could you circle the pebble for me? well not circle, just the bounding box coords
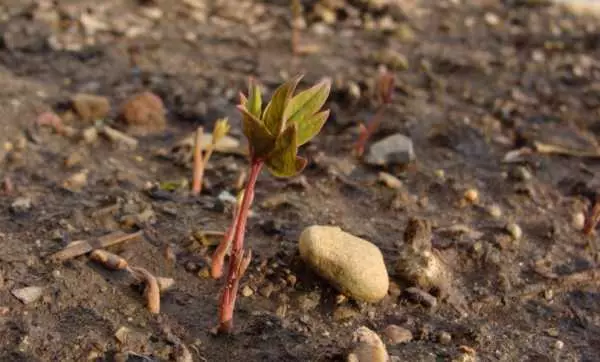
[299,225,389,302]
[365,134,415,166]
[383,325,413,345]
[505,223,522,241]
[347,326,389,362]
[259,282,274,298]
[463,188,479,204]
[487,204,502,218]
[71,93,110,122]
[378,172,403,189]
[242,285,254,297]
[437,331,452,345]
[572,211,585,230]
[119,91,167,135]
[11,286,43,304]
[10,197,32,213]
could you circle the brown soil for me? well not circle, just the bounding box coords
[1,0,600,361]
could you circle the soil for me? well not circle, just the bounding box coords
[1,0,600,361]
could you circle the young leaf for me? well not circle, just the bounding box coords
[262,75,303,135]
[247,80,262,119]
[265,124,301,177]
[212,118,230,144]
[237,105,276,158]
[296,110,329,146]
[283,78,331,126]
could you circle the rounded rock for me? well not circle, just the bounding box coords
[299,225,389,302]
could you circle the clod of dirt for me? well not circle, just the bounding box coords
[119,91,167,135]
[365,134,415,166]
[71,93,111,122]
[382,325,413,345]
[395,218,452,297]
[10,196,32,214]
[299,225,389,302]
[347,326,389,362]
[11,286,43,304]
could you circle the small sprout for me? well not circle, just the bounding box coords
[192,118,230,195]
[354,70,395,157]
[215,75,331,333]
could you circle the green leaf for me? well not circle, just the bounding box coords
[262,75,303,136]
[247,79,262,119]
[237,105,276,158]
[283,78,331,126]
[265,124,302,177]
[296,110,329,146]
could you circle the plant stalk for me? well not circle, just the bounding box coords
[354,105,385,157]
[218,159,263,333]
[192,127,205,195]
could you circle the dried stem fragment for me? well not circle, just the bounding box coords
[49,230,143,263]
[90,249,128,270]
[129,266,161,314]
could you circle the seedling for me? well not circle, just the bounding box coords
[192,118,230,195]
[354,70,395,157]
[212,75,331,333]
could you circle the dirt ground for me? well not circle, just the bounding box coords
[1,0,600,361]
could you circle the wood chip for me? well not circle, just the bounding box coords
[49,230,143,263]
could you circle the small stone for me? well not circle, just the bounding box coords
[484,12,500,26]
[378,172,403,189]
[572,212,585,230]
[81,127,98,143]
[487,204,502,218]
[299,225,389,302]
[10,197,32,213]
[11,286,43,304]
[383,325,413,345]
[437,331,452,345]
[347,326,389,362]
[546,327,559,337]
[114,326,131,343]
[119,91,166,135]
[259,282,275,298]
[506,223,523,241]
[365,134,415,166]
[463,188,479,204]
[404,287,437,309]
[242,285,254,297]
[62,170,89,191]
[555,340,564,350]
[72,94,110,122]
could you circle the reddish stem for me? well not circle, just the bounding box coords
[192,127,204,195]
[354,105,385,157]
[218,159,263,333]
